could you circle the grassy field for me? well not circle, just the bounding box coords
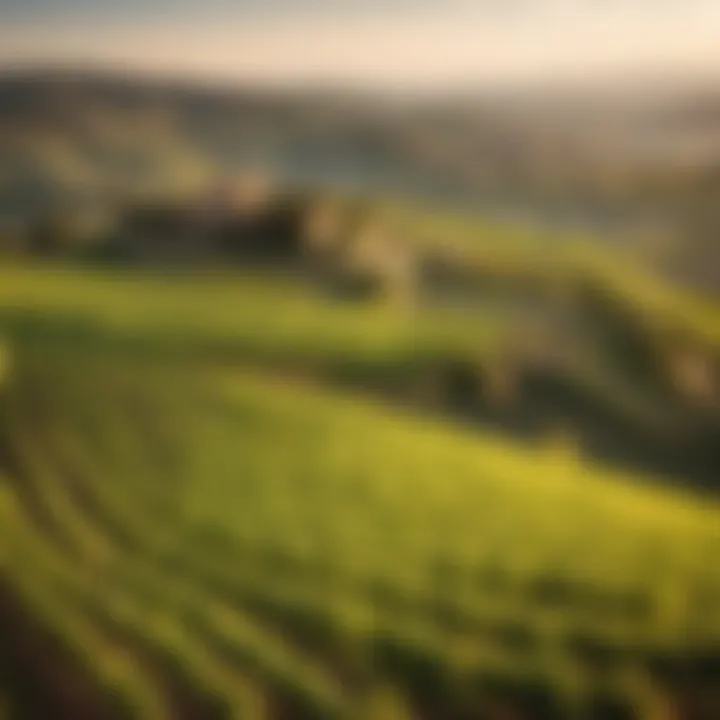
[373,198,720,347]
[0,264,509,373]
[1,263,720,719]
[0,264,683,454]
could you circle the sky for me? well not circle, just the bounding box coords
[2,1,720,92]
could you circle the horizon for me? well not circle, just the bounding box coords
[5,61,720,104]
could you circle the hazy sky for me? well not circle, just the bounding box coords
[2,1,720,91]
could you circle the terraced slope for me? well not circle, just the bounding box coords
[0,265,505,373]
[1,263,717,490]
[1,329,720,719]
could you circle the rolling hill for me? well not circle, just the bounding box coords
[1,69,719,293]
[0,260,718,717]
[1,281,720,719]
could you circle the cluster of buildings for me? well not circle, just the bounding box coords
[112,178,418,303]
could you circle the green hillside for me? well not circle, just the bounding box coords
[1,265,720,719]
[0,264,504,367]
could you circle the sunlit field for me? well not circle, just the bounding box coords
[1,262,719,719]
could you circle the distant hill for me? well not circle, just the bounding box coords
[0,68,719,292]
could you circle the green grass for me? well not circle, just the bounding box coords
[1,310,720,718]
[372,198,720,348]
[0,263,505,374]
